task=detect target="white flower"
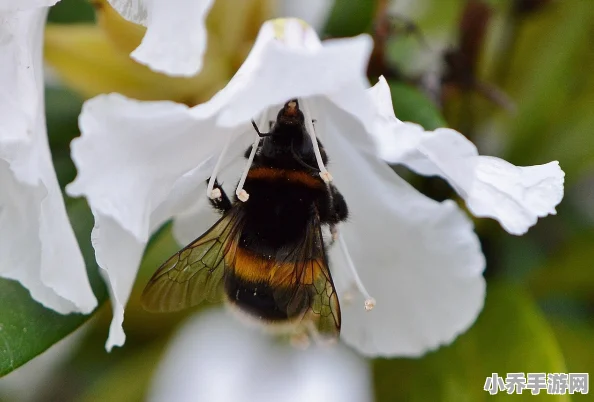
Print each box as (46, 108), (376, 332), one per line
(368, 76), (565, 236)
(67, 18), (560, 356)
(0, 4), (97, 313)
(106, 0), (215, 76)
(148, 308), (372, 402)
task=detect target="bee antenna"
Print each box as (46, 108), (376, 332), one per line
(251, 119), (273, 137)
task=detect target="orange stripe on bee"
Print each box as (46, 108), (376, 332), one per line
(247, 167), (323, 189)
(226, 246), (318, 287)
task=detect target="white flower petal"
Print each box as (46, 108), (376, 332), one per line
(68, 93), (260, 348)
(0, 9), (96, 314)
(319, 102), (486, 357)
(149, 309), (372, 402)
(171, 157), (245, 246)
(90, 213), (145, 351)
(129, 0), (215, 77)
(67, 94), (229, 243)
(0, 1), (59, 11)
(67, 94), (247, 348)
(276, 0), (335, 32)
(195, 19), (374, 133)
(107, 0), (214, 76)
(106, 0), (148, 24)
(369, 77), (565, 235)
(414, 129), (564, 235)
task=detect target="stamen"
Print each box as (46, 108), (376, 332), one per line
(206, 135), (231, 199)
(236, 115), (267, 202)
(300, 99), (333, 183)
(235, 136), (259, 202)
(338, 234), (376, 311)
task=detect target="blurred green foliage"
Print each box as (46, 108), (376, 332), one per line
(0, 200), (106, 377)
(388, 81), (447, 130)
(1, 0), (593, 401)
(375, 283), (569, 401)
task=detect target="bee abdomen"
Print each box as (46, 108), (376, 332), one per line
(224, 274), (294, 321)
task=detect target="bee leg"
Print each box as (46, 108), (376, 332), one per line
(329, 224), (339, 245)
(205, 178), (232, 214)
(323, 184), (348, 225)
(318, 185), (348, 245)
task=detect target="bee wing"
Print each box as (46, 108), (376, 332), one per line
(141, 206), (244, 312)
(273, 210), (341, 340)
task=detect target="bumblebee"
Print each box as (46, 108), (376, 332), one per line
(142, 100), (348, 341)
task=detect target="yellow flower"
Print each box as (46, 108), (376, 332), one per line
(45, 0), (272, 105)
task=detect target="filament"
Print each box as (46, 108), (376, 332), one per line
(206, 135), (231, 199)
(300, 99), (332, 183)
(235, 114), (267, 202)
(338, 234), (376, 311)
(235, 134), (260, 202)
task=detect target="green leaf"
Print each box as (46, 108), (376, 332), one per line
(552, 322), (594, 376)
(0, 197), (182, 377)
(324, 0), (375, 38)
(46, 87), (86, 188)
(0, 200), (107, 377)
(374, 283), (569, 401)
(45, 87), (85, 151)
(48, 0), (96, 24)
(388, 81), (446, 130)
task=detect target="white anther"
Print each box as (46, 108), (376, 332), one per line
(338, 234), (375, 311)
(320, 171), (333, 183)
(300, 99), (332, 182)
(237, 189), (249, 202)
(206, 135), (231, 199)
(364, 298), (376, 311)
(209, 188), (221, 200)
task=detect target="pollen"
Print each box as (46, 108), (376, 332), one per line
(209, 188), (221, 200)
(364, 298), (376, 311)
(237, 189), (249, 202)
(319, 171), (333, 183)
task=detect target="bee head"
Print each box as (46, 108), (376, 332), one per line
(276, 99), (304, 126)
